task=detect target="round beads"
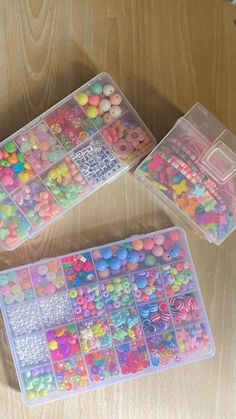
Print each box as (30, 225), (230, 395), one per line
(45, 101), (97, 151)
(30, 261), (65, 297)
(169, 293), (201, 325)
(75, 80), (125, 127)
(102, 113), (153, 163)
(7, 300), (41, 336)
(15, 123), (65, 172)
(23, 365), (56, 400)
(85, 349), (119, 382)
(12, 179), (62, 227)
(69, 283), (104, 321)
(160, 261), (194, 295)
(0, 269), (34, 305)
(62, 252), (96, 288)
(0, 141), (35, 192)
(54, 355), (89, 391)
(77, 317), (112, 353)
(139, 301), (171, 336)
(15, 333), (49, 367)
(100, 276), (134, 311)
(108, 307), (143, 343)
(46, 325), (81, 361)
(116, 339), (150, 374)
(131, 269), (164, 303)
(43, 156), (89, 208)
(38, 293), (73, 328)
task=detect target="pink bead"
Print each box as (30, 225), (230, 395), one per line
(88, 95), (100, 107)
(143, 238), (154, 250)
(163, 239), (174, 250)
(1, 175), (14, 187)
(110, 93), (122, 106)
(169, 230), (181, 241)
(0, 285), (11, 295)
(103, 113), (113, 124)
(152, 245), (164, 257)
(153, 234), (165, 245)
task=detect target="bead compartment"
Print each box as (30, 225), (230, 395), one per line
(0, 227), (214, 405)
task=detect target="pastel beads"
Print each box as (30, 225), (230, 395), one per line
(139, 301), (172, 336)
(43, 156), (89, 208)
(100, 276), (134, 311)
(15, 123), (65, 172)
(12, 179), (62, 227)
(45, 101), (97, 151)
(22, 366), (56, 400)
(0, 141), (35, 192)
(85, 349), (119, 382)
(108, 307), (143, 343)
(0, 198), (32, 248)
(77, 317), (112, 354)
(47, 325), (81, 361)
(0, 268), (34, 305)
(75, 80), (125, 127)
(54, 355), (89, 391)
(30, 260), (65, 297)
(62, 252), (96, 288)
(69, 283), (104, 321)
(131, 268), (164, 303)
(160, 261), (194, 295)
(102, 112), (153, 163)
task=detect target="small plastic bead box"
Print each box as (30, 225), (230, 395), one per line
(0, 227), (215, 406)
(0, 73), (155, 251)
(135, 103), (236, 244)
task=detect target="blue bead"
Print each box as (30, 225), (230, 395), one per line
(101, 247), (113, 259)
(109, 257), (121, 270)
(127, 250), (139, 264)
(169, 245), (180, 258)
(96, 259), (107, 272)
(135, 275), (147, 289)
(116, 248), (128, 260)
(13, 162), (24, 173)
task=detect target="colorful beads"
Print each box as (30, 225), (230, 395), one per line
(22, 365), (56, 400)
(12, 179), (62, 227)
(75, 80), (125, 127)
(139, 301), (172, 336)
(53, 355), (89, 391)
(77, 317), (112, 354)
(85, 349), (119, 382)
(0, 268), (34, 305)
(169, 293), (201, 325)
(43, 156), (89, 208)
(0, 141), (35, 192)
(15, 122), (65, 172)
(71, 136), (122, 186)
(0, 198), (32, 249)
(160, 261), (194, 295)
(147, 331), (180, 367)
(46, 325), (81, 361)
(116, 339), (150, 374)
(61, 252), (96, 288)
(131, 268), (164, 303)
(30, 260), (65, 297)
(176, 322), (211, 356)
(102, 112), (153, 163)
(69, 283), (104, 321)
(100, 276), (134, 311)
(45, 101), (97, 151)
(108, 307), (143, 343)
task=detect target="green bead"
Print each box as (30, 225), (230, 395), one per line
(67, 324), (76, 333)
(0, 275), (9, 285)
(0, 160), (11, 167)
(91, 82), (103, 94)
(5, 141), (16, 153)
(18, 152), (26, 163)
(0, 229), (9, 240)
(93, 115), (103, 128)
(144, 255), (156, 267)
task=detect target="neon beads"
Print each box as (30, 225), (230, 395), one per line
(53, 355), (89, 391)
(77, 317), (112, 353)
(46, 325), (81, 361)
(61, 252), (96, 288)
(100, 276), (134, 311)
(85, 349), (119, 382)
(69, 283), (104, 321)
(116, 339), (150, 374)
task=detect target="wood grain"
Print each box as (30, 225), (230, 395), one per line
(0, 0), (236, 418)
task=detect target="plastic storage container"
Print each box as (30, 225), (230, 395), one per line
(0, 227), (215, 406)
(135, 103), (236, 245)
(0, 73), (156, 251)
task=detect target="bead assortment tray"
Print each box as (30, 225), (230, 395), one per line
(0, 227), (215, 406)
(135, 103), (236, 245)
(0, 72), (155, 251)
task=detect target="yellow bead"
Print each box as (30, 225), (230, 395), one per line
(76, 93), (88, 106)
(11, 284), (21, 295)
(27, 390), (36, 400)
(69, 289), (77, 298)
(19, 172), (29, 182)
(24, 162), (31, 170)
(87, 106), (98, 119)
(48, 339), (58, 350)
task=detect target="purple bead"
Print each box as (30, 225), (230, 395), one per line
(47, 330), (56, 340)
(137, 251), (145, 262)
(60, 342), (70, 355)
(57, 336), (66, 344)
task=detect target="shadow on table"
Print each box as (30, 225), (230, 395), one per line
(0, 327), (19, 391)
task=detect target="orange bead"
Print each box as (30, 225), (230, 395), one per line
(127, 262), (139, 271)
(56, 327), (66, 337)
(3, 150), (9, 159)
(132, 240), (143, 251)
(8, 153), (18, 164)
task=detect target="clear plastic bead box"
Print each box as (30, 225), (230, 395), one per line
(0, 227), (215, 406)
(0, 72), (156, 251)
(135, 103), (236, 245)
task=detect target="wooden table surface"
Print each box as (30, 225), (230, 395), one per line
(0, 1), (236, 418)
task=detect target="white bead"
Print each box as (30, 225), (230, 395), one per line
(99, 99), (111, 112)
(109, 105), (122, 118)
(103, 84), (115, 96)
